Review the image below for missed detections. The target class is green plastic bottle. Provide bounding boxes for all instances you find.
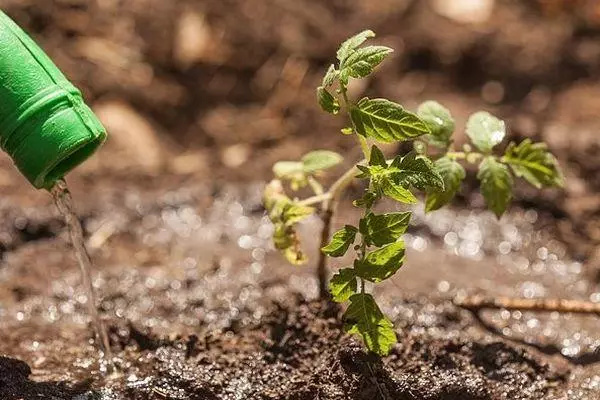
[0,11,106,189]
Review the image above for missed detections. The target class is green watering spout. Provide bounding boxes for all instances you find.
[0,11,106,189]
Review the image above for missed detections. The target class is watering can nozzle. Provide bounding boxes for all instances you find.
[0,11,106,189]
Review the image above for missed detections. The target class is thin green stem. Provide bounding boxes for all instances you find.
[307,176,324,195]
[357,135,371,161]
[297,193,331,206]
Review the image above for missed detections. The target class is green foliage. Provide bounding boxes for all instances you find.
[417,101,455,148]
[477,157,513,218]
[426,156,466,212]
[340,46,393,83]
[337,30,376,64]
[466,111,506,153]
[273,150,343,190]
[355,241,405,283]
[321,225,358,257]
[343,293,396,356]
[360,212,411,247]
[329,268,357,302]
[302,150,344,173]
[503,139,564,189]
[389,152,444,191]
[317,87,340,114]
[350,98,430,143]
[265,29,563,356]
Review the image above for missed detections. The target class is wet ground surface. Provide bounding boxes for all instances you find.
[1,0,600,398]
[0,178,598,399]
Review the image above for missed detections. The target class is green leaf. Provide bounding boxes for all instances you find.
[466,111,506,153]
[282,203,315,225]
[359,212,411,247]
[477,157,513,218]
[317,86,340,114]
[273,223,294,250]
[329,268,357,302]
[321,225,358,257]
[503,139,564,189]
[381,177,417,204]
[353,191,379,209]
[425,156,466,212]
[283,246,307,265]
[389,152,444,191]
[337,30,375,63]
[302,150,343,173]
[369,145,387,167]
[340,45,393,82]
[355,241,405,283]
[350,98,430,143]
[273,161,304,180]
[322,64,338,87]
[343,293,396,355]
[417,101,455,148]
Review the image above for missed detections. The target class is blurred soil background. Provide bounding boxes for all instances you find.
[1,0,600,399]
[2,0,600,270]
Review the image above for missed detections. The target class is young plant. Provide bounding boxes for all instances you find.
[263,30,563,356]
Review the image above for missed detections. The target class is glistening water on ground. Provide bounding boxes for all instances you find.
[0,179,598,399]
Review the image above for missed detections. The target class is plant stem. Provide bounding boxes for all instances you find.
[307,176,324,195]
[315,164,361,298]
[297,193,331,206]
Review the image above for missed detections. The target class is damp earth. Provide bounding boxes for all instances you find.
[1,0,600,399]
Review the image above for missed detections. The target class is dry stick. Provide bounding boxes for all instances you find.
[454,295,600,315]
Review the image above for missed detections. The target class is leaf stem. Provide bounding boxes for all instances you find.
[297,193,331,206]
[315,163,362,298]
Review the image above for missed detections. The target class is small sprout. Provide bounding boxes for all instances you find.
[263,30,563,356]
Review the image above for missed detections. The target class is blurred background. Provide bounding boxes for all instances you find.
[1,0,600,396]
[2,0,600,269]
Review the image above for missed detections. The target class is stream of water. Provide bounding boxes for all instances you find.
[50,179,113,371]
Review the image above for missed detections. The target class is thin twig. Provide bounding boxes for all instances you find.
[454,295,600,315]
[315,164,361,298]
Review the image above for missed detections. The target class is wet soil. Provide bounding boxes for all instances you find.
[0,0,600,399]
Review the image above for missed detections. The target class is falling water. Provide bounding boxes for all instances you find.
[50,179,113,371]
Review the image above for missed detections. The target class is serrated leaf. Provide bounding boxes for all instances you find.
[359,212,411,247]
[503,139,564,189]
[417,101,455,148]
[321,225,358,257]
[381,177,417,204]
[478,157,513,218]
[340,45,393,82]
[322,64,338,87]
[369,145,387,167]
[317,86,340,114]
[302,150,343,173]
[355,241,405,283]
[425,156,466,212]
[343,293,396,356]
[466,111,506,153]
[353,191,379,209]
[329,268,357,302]
[350,98,430,143]
[337,30,375,63]
[389,152,444,191]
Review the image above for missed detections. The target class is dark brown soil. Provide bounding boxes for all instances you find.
[1,0,600,399]
[0,300,572,400]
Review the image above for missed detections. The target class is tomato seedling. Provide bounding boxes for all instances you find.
[264,30,563,355]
